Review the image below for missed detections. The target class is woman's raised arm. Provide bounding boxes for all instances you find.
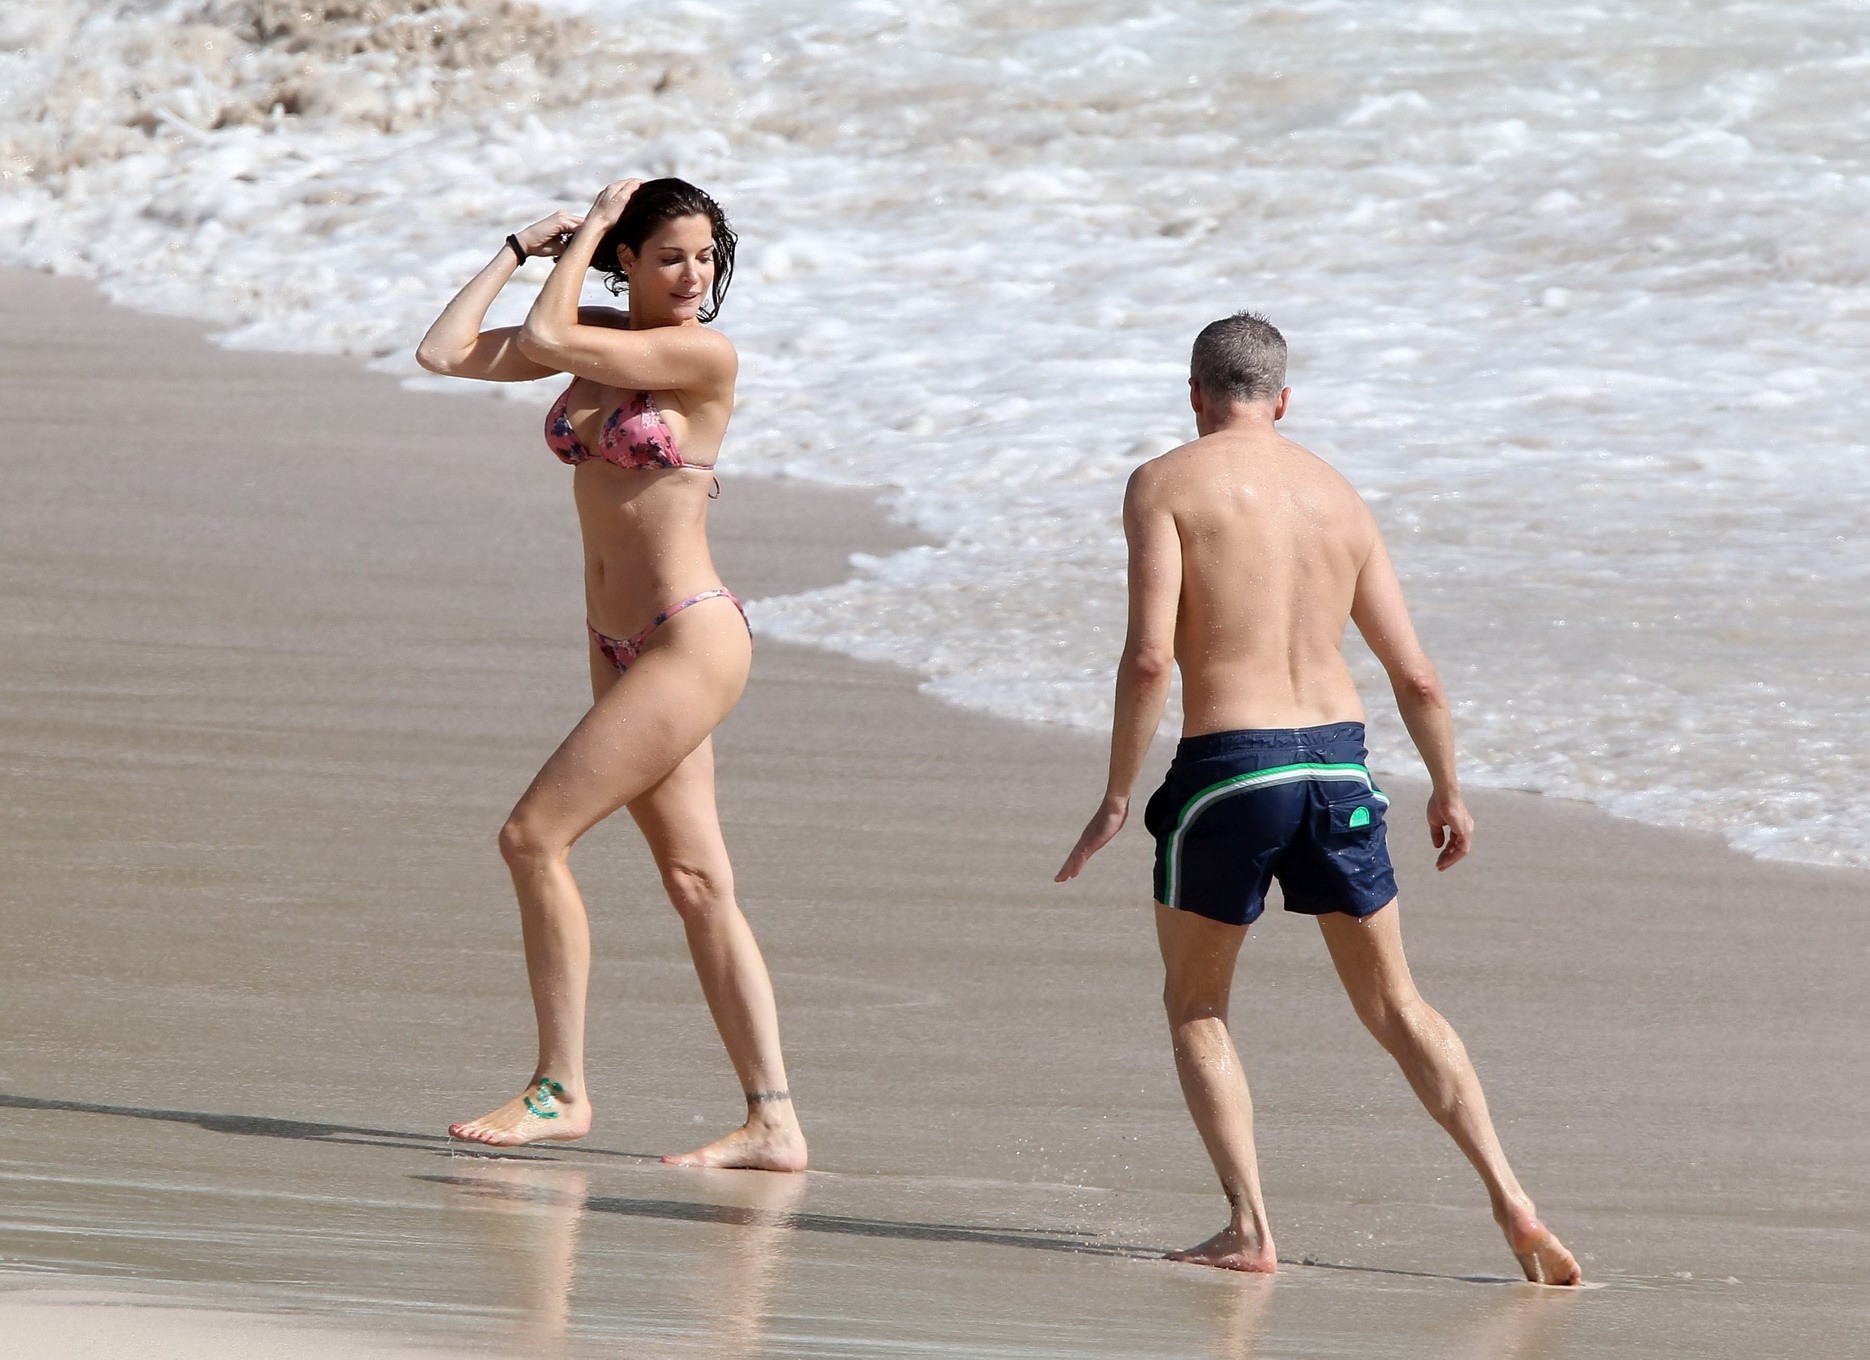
[518,181,737,395]
[415,211,584,382]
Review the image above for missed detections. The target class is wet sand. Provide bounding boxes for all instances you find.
[2,267,1867,1357]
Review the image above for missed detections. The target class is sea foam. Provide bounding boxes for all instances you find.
[5,0,1867,868]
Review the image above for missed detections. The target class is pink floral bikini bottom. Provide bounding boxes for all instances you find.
[587,587,749,674]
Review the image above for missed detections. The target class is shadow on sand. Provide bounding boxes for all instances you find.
[3,1091,1559,1286]
[417,1172,1144,1258]
[2,1091,1144,1259]
[0,1091,636,1160]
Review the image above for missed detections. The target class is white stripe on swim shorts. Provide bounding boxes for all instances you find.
[1164,762,1389,910]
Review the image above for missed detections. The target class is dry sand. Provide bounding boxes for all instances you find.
[2,267,1866,1357]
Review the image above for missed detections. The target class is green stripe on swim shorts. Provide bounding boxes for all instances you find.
[1164,762,1388,909]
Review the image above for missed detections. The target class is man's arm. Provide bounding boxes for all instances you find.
[1056,463,1181,883]
[1348,525,1473,870]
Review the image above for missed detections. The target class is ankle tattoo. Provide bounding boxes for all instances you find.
[523,1077,567,1120]
[745,1089,791,1105]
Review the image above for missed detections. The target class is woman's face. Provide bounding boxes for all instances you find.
[621,213,716,321]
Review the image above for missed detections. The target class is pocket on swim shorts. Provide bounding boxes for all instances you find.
[1324,788,1387,837]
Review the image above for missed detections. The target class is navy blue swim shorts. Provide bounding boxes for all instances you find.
[1143,723,1398,928]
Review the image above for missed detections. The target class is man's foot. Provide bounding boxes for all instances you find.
[1166,1225,1277,1273]
[662,1097,807,1172]
[1498,1201,1583,1286]
[450,1077,592,1148]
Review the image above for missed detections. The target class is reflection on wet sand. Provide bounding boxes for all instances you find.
[1454,1279,1580,1360]
[1197,1265,1578,1360]
[664,1168,807,1359]
[1203,1275,1274,1360]
[432,1158,806,1358]
[438,1155,590,1356]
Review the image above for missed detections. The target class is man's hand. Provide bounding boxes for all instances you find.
[1427,788,1473,871]
[1055,796,1129,882]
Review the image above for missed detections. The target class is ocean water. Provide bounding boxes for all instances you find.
[4,0,1866,868]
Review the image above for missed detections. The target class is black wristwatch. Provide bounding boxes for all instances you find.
[505,233,528,265]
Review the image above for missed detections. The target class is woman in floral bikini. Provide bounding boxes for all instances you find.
[415,177,805,1170]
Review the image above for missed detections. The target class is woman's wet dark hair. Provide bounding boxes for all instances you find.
[596,178,737,322]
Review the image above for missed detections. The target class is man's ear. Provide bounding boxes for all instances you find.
[1189,378,1204,418]
[1273,386,1291,421]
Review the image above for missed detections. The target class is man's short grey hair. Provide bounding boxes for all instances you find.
[1190,311,1287,405]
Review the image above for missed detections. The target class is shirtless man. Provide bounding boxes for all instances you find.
[1055,312,1580,1285]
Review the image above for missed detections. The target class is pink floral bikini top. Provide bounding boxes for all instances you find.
[545,384,720,495]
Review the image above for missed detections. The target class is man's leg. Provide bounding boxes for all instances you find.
[1155,901,1277,1272]
[1316,902,1581,1285]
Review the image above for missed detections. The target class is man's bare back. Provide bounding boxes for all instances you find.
[1141,421,1373,735]
[1057,312,1579,1286]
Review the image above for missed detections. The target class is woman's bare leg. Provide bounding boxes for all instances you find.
[450,609,749,1147]
[1316,903,1581,1285]
[630,739,807,1171]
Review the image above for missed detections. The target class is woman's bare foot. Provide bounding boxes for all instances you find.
[450,1077,592,1148]
[1166,1224,1278,1273]
[1498,1201,1583,1286]
[662,1093,807,1172]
